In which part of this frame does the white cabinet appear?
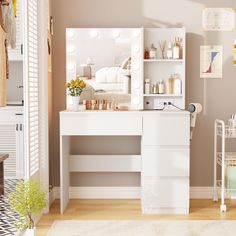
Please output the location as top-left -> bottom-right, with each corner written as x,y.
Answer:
8,0 -> 23,61
141,112 -> 190,214
143,28 -> 186,110
0,108 -> 24,179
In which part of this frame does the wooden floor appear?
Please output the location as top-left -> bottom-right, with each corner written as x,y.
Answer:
36,199 -> 236,236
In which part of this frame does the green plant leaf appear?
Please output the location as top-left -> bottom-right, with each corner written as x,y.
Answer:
7,180 -> 47,231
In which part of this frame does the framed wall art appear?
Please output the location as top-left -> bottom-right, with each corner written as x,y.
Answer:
200,45 -> 223,79
202,8 -> 235,31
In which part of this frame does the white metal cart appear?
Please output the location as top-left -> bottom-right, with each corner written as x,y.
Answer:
213,119 -> 236,212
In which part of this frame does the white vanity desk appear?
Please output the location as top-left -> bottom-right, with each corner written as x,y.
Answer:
60,110 -> 190,214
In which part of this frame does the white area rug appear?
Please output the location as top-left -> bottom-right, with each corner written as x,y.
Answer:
47,220 -> 236,236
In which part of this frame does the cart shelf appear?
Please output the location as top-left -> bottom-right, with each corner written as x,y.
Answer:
213,119 -> 236,212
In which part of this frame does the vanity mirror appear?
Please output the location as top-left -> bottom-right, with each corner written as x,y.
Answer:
66,28 -> 143,110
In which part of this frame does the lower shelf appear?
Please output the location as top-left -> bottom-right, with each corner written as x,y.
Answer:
216,180 -> 236,199
217,152 -> 236,166
69,155 -> 141,172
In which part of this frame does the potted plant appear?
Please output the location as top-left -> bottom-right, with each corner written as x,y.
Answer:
7,180 -> 47,236
66,78 -> 86,110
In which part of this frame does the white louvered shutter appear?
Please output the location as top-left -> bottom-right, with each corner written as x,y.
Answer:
24,0 -> 39,179
8,0 -> 23,61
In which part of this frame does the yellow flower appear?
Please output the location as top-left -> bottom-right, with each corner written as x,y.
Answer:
65,82 -> 70,88
78,80 -> 86,88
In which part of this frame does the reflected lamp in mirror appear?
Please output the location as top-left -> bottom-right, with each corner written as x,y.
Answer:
80,58 -> 95,80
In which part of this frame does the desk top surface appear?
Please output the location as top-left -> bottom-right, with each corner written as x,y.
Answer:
0,154 -> 9,163
60,110 -> 189,115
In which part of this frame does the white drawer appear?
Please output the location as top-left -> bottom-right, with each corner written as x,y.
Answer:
142,147 -> 189,177
142,113 -> 190,146
141,177 -> 189,209
0,109 -> 24,123
60,112 -> 142,135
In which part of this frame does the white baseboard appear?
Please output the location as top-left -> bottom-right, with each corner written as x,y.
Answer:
52,186 -> 213,200
190,187 -> 213,199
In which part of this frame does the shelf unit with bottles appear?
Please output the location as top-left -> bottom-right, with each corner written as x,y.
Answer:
142,28 -> 186,110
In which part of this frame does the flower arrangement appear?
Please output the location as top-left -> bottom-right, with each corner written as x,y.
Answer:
66,78 -> 86,96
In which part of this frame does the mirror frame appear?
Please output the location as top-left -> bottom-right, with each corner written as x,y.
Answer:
66,28 -> 143,110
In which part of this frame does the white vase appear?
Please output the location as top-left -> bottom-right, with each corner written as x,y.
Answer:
70,96 -> 80,111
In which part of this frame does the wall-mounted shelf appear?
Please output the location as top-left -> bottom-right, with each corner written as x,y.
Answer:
143,59 -> 183,63
143,94 -> 182,97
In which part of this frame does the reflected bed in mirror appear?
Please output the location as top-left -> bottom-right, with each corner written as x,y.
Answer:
66,28 -> 143,109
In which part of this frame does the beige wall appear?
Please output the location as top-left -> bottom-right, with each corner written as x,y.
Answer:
51,0 -> 236,187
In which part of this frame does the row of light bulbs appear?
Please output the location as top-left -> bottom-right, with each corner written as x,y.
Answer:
67,29 -> 141,39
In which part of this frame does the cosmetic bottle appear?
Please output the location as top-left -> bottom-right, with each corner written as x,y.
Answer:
106,102 -> 111,110
99,100 -> 103,110
173,74 -> 182,95
173,42 -> 180,59
152,83 -> 158,94
166,42 -> 173,59
149,44 -> 157,59
91,100 -> 96,110
168,75 -> 174,94
144,78 -> 151,94
86,100 -> 91,110
158,80 -> 165,94
144,48 -> 149,59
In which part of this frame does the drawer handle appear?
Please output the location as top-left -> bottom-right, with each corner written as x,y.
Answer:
20,124 -> 23,131
16,124 -> 19,131
15,113 -> 23,116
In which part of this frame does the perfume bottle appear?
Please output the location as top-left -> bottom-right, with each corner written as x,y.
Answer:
144,78 -> 151,94
158,80 -> 165,94
166,42 -> 173,59
173,42 -> 180,59
149,44 -> 157,59
173,74 -> 182,95
144,48 -> 150,59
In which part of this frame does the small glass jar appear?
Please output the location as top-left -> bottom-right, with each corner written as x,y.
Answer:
91,100 -> 96,110
149,44 -> 157,59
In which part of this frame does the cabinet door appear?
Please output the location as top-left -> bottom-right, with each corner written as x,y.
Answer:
142,113 -> 190,146
0,124 -> 17,178
8,0 -> 23,61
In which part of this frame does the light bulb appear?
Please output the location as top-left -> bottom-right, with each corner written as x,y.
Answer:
90,30 -> 99,38
133,81 -> 141,89
67,45 -> 75,54
133,30 -> 140,38
67,29 -> 75,38
132,63 -> 140,71
112,30 -> 120,38
133,97 -> 140,105
67,63 -> 75,71
133,45 -> 140,53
